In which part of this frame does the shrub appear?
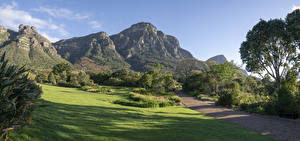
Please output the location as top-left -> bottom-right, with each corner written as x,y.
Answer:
48,72 -> 56,85
215,81 -> 240,107
104,77 -> 124,86
277,70 -> 299,119
215,90 -> 233,107
159,101 -> 176,107
89,71 -> 112,85
114,99 -> 160,108
277,86 -> 298,119
168,96 -> 182,103
132,88 -> 149,95
57,81 -> 78,88
0,53 -> 42,140
35,72 -> 48,83
115,92 -> 178,108
263,102 -> 278,115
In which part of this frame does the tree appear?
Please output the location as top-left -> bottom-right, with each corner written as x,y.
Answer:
175,58 -> 208,81
240,13 -> 300,92
52,63 -> 71,75
139,73 -> 153,89
48,72 -> 56,85
208,62 -> 240,93
0,53 -> 42,140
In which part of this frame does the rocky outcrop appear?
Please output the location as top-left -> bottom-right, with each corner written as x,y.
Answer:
0,24 -> 67,69
54,32 -> 129,72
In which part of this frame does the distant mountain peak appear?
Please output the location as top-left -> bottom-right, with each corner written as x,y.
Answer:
122,22 -> 158,35
207,54 -> 227,64
130,22 -> 156,29
110,22 -> 193,71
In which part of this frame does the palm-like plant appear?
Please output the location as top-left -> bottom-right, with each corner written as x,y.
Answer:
0,53 -> 42,140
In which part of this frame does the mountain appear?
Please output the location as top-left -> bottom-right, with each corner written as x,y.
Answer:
207,55 -> 227,64
110,22 -> 193,71
54,32 -> 129,72
0,24 -> 66,69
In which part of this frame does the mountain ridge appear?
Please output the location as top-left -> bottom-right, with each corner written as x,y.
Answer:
0,24 -> 67,70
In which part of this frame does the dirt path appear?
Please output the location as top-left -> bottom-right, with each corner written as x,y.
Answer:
177,91 -> 300,141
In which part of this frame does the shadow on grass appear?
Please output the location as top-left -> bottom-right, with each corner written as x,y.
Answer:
10,99 -> 274,141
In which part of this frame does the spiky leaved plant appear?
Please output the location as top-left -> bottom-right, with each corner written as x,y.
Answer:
0,53 -> 42,140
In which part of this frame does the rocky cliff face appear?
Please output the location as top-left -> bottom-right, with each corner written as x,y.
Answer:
110,22 -> 193,71
0,24 -> 66,69
54,32 -> 129,72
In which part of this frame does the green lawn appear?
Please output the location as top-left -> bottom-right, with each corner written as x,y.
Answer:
9,84 -> 275,141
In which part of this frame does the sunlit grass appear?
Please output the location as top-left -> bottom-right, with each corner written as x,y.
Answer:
9,84 -> 276,141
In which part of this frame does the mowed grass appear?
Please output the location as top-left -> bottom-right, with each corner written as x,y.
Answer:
9,84 -> 276,141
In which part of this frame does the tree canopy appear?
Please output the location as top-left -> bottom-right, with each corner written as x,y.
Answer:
240,10 -> 300,91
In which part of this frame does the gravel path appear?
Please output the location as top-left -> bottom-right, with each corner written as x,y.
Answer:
177,91 -> 300,141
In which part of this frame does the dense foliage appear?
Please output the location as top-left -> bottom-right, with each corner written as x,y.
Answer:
35,63 -> 95,89
0,53 -> 42,140
91,64 -> 179,94
240,10 -> 300,93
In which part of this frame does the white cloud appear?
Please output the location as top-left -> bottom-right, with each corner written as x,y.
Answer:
292,5 -> 300,11
89,21 -> 102,29
41,32 -> 60,42
0,2 -> 69,37
32,7 -> 89,20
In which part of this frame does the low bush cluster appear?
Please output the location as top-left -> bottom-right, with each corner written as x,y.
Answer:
114,92 -> 180,108
81,86 -> 113,93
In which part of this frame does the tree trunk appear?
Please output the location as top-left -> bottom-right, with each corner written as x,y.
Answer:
275,69 -> 281,94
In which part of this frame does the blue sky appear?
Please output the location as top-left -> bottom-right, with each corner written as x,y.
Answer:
0,0 -> 299,64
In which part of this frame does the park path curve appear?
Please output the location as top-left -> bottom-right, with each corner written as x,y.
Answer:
177,91 -> 300,141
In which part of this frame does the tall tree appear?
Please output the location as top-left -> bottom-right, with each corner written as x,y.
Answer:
240,11 -> 300,92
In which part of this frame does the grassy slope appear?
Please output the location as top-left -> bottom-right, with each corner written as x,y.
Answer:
10,84 -> 275,141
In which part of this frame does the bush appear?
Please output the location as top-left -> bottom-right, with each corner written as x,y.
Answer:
0,53 -> 42,140
216,90 -> 233,107
57,81 -> 78,88
215,82 -> 240,107
80,86 -> 113,93
159,101 -> 176,107
104,77 -> 124,86
114,92 -> 178,108
114,99 -> 160,108
263,102 -> 278,115
35,71 -> 49,83
168,96 -> 182,103
277,86 -> 298,119
132,88 -> 149,95
48,72 -> 56,85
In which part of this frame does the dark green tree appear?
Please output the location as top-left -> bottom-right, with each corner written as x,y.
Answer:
48,72 -> 56,85
240,11 -> 300,92
52,63 -> 71,75
0,53 -> 42,140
